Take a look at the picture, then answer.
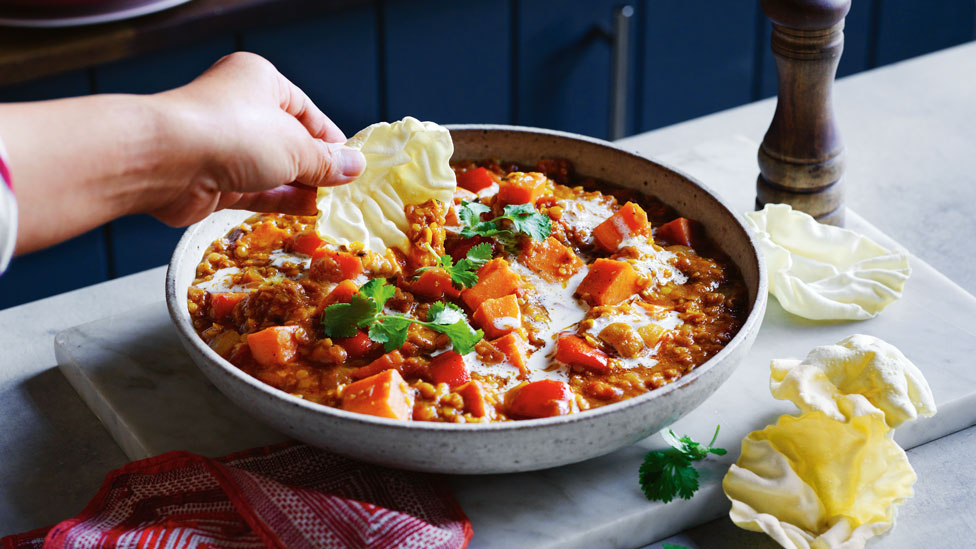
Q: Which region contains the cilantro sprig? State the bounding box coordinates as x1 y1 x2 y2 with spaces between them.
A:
457 201 552 250
322 279 483 354
415 242 493 289
638 425 727 503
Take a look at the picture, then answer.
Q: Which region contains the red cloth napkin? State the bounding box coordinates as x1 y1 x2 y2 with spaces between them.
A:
2 442 472 549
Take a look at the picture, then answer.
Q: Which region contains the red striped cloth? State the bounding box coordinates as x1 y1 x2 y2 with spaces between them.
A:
1 442 472 549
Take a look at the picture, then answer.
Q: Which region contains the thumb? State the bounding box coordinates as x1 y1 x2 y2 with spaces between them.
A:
294 139 366 187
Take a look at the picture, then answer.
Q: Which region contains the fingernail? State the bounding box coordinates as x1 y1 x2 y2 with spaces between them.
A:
340 147 366 177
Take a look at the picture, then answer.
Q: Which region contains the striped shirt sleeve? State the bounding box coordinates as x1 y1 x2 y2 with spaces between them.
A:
0 136 16 275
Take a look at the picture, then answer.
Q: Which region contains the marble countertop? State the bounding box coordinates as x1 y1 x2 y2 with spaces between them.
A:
1 41 975 546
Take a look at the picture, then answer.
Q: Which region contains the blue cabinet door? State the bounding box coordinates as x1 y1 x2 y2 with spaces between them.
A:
874 0 975 65
639 1 758 132
383 0 512 125
0 71 110 310
242 6 381 136
93 37 236 278
516 0 634 139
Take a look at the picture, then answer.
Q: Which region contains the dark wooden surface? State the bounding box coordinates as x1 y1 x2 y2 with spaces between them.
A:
0 0 374 87
757 0 850 225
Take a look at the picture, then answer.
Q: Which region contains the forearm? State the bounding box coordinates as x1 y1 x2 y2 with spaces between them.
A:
0 94 171 253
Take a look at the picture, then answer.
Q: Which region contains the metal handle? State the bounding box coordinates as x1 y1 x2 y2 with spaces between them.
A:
610 4 634 140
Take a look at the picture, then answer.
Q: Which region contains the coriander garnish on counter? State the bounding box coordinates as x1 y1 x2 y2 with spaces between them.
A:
639 425 726 503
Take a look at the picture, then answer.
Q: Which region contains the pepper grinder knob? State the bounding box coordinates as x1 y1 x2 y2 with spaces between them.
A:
757 0 851 225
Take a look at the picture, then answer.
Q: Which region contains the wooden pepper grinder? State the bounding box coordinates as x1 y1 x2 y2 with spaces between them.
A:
757 0 851 225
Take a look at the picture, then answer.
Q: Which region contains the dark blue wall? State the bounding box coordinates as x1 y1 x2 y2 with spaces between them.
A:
1 0 973 309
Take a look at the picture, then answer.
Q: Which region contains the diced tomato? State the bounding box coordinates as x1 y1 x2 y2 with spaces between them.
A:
292 231 325 256
592 202 649 252
509 380 573 418
211 292 246 320
575 258 640 306
352 350 405 380
341 369 412 420
497 172 548 206
457 167 496 193
409 268 461 301
655 217 701 248
311 248 363 283
455 381 488 417
335 330 376 359
461 258 521 311
555 334 610 373
472 294 521 339
247 326 299 368
428 351 470 388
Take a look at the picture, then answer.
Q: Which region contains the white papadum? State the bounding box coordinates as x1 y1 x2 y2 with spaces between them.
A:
723 335 936 549
316 117 456 253
744 204 910 320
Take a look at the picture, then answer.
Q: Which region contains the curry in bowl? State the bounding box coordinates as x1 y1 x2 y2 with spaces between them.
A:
188 159 746 423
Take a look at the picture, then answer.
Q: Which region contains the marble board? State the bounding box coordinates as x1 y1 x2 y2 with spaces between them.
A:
54 138 976 548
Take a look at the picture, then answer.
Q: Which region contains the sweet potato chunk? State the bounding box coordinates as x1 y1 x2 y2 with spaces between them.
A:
211 292 247 320
291 231 325 255
592 202 649 252
461 258 521 311
509 380 573 418
341 369 412 420
575 259 639 306
472 294 522 339
492 331 529 377
352 350 405 380
519 237 583 282
655 217 701 248
310 248 363 283
497 172 548 206
455 381 488 417
247 326 298 368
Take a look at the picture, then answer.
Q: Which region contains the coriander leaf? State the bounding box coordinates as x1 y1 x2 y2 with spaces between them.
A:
358 278 396 313
639 451 695 503
424 302 483 354
501 204 552 241
416 242 494 290
457 201 491 229
368 316 413 352
638 426 726 503
322 294 376 338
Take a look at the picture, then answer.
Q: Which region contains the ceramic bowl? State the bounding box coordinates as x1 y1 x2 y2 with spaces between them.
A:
166 125 767 474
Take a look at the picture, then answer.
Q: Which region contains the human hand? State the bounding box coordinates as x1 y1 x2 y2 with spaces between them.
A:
146 52 366 226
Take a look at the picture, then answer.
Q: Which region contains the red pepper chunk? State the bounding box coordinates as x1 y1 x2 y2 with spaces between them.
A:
457 167 496 193
428 351 470 388
410 268 461 301
556 334 610 373
509 380 573 418
335 330 377 359
292 231 325 256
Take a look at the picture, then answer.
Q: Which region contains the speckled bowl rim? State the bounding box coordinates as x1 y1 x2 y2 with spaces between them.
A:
166 124 767 435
